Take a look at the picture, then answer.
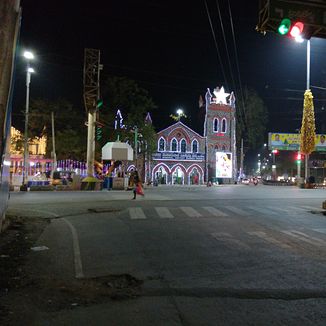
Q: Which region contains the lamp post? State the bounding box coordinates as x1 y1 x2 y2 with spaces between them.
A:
176 108 183 121
295 37 314 181
22 51 34 188
272 149 278 181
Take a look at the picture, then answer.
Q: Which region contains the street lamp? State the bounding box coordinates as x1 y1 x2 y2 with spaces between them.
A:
295 37 313 181
176 108 183 121
22 51 35 188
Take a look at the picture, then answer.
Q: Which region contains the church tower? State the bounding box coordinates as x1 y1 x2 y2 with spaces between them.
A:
204 86 237 183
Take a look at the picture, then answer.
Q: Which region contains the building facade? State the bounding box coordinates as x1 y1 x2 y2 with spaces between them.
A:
151 86 237 185
151 121 206 185
204 87 237 182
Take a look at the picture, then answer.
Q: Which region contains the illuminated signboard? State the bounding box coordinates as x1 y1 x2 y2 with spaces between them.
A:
152 152 205 161
216 152 232 178
268 133 326 152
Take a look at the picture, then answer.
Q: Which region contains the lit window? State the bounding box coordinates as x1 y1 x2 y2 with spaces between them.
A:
180 139 186 152
192 140 198 153
213 118 219 132
158 138 165 151
221 118 227 133
171 138 177 151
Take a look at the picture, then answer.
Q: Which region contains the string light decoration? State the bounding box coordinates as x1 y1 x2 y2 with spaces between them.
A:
300 90 316 155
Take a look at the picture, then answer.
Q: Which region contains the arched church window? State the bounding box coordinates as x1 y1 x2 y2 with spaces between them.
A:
171 138 177 151
213 118 219 132
214 145 219 150
222 145 226 151
221 118 227 133
192 140 198 153
158 138 165 151
180 139 186 153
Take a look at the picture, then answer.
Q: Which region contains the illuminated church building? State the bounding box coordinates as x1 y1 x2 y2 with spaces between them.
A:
151 86 237 185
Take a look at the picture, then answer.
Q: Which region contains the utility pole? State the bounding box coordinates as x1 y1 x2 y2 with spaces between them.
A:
240 138 244 180
83 48 102 178
305 40 311 181
51 111 57 176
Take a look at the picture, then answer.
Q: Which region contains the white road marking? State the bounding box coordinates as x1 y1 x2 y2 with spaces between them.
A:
288 206 308 212
289 230 326 246
155 207 174 219
269 207 290 213
300 205 320 211
248 206 278 215
248 231 291 249
202 206 228 217
63 218 84 279
180 207 202 218
211 232 250 249
282 230 325 246
224 206 249 216
313 228 326 234
129 207 146 219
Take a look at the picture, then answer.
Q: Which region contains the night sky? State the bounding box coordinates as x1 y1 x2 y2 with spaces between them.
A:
15 0 326 138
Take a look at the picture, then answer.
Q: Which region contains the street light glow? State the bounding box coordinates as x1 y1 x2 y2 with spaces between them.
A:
27 67 35 73
295 35 304 43
23 51 34 60
176 109 183 116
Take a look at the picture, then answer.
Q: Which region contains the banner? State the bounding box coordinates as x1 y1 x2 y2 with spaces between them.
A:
268 133 326 152
216 152 232 178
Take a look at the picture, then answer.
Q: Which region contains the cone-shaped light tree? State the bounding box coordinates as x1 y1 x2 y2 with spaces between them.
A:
300 89 316 180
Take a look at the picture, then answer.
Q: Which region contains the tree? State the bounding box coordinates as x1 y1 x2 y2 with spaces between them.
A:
24 98 86 160
101 76 157 128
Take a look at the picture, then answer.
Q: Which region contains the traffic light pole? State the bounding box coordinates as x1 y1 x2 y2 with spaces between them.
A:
83 49 101 178
304 39 311 182
86 111 96 177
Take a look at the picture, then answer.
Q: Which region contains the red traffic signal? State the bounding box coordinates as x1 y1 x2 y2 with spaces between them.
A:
290 21 304 38
296 153 302 160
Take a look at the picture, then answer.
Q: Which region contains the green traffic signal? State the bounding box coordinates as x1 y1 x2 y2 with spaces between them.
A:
96 99 103 109
278 18 291 35
96 126 102 140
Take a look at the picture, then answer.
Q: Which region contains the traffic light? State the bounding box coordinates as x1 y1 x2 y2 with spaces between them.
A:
296 153 302 164
278 18 291 35
289 22 304 38
277 19 305 40
96 125 102 141
96 99 103 110
272 149 279 154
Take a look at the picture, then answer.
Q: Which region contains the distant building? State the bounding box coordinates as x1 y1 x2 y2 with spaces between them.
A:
151 121 206 185
204 87 237 182
150 86 237 185
10 126 53 179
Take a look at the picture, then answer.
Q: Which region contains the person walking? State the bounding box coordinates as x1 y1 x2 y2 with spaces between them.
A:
132 171 144 199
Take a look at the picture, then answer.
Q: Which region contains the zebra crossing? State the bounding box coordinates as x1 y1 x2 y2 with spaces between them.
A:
127 204 321 220
214 229 326 251
126 205 326 251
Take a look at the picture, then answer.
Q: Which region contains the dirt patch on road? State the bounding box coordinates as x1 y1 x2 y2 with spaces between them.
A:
0 215 143 325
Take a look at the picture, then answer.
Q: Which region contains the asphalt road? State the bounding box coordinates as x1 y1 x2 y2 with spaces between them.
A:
6 184 326 325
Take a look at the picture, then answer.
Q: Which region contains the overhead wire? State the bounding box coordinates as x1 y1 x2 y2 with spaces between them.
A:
215 0 237 92
204 0 229 88
204 0 247 135
227 0 247 130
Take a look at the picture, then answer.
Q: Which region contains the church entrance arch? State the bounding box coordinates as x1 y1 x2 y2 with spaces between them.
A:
171 165 185 185
189 167 200 185
153 164 169 184
187 164 204 185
